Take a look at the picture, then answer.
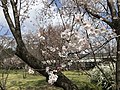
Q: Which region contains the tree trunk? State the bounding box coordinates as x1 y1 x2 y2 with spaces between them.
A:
114 0 120 90
115 20 120 89
15 43 79 90
112 18 120 90
116 35 120 90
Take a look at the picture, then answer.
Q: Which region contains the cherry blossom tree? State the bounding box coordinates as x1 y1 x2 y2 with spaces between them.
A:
0 0 78 90
58 0 119 89
1 0 120 90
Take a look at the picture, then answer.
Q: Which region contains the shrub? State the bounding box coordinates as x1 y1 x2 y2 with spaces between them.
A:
89 64 115 90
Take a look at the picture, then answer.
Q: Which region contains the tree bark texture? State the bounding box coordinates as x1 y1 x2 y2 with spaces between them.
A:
111 18 120 90
114 19 120 90
116 36 120 90
114 0 120 89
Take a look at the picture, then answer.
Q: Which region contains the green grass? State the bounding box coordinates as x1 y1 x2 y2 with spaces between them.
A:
0 70 100 90
63 71 101 90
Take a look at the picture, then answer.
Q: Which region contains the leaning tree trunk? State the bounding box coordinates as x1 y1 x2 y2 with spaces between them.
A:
1 0 79 90
16 42 79 90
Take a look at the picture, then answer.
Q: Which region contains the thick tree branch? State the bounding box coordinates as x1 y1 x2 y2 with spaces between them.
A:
107 0 114 19
1 1 15 33
9 0 23 47
117 0 120 17
10 0 20 31
1 0 22 45
85 6 112 27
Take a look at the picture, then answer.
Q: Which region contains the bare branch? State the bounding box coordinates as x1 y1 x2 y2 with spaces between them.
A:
48 0 55 7
1 0 15 33
68 35 117 60
107 0 114 19
85 6 112 27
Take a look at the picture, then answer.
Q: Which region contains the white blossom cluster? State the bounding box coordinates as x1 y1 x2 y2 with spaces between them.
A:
60 28 89 56
61 29 72 40
28 68 35 74
47 46 56 52
39 36 45 40
60 19 116 57
46 67 58 85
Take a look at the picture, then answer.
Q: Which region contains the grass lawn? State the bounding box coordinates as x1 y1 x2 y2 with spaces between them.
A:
0 70 99 90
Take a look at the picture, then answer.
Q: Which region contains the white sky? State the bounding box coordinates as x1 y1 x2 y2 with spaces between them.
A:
0 0 63 36
0 1 45 35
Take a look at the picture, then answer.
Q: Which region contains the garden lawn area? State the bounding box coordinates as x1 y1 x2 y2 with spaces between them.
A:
0 70 99 90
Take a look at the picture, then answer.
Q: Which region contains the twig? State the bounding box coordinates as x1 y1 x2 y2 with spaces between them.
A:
68 35 120 59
